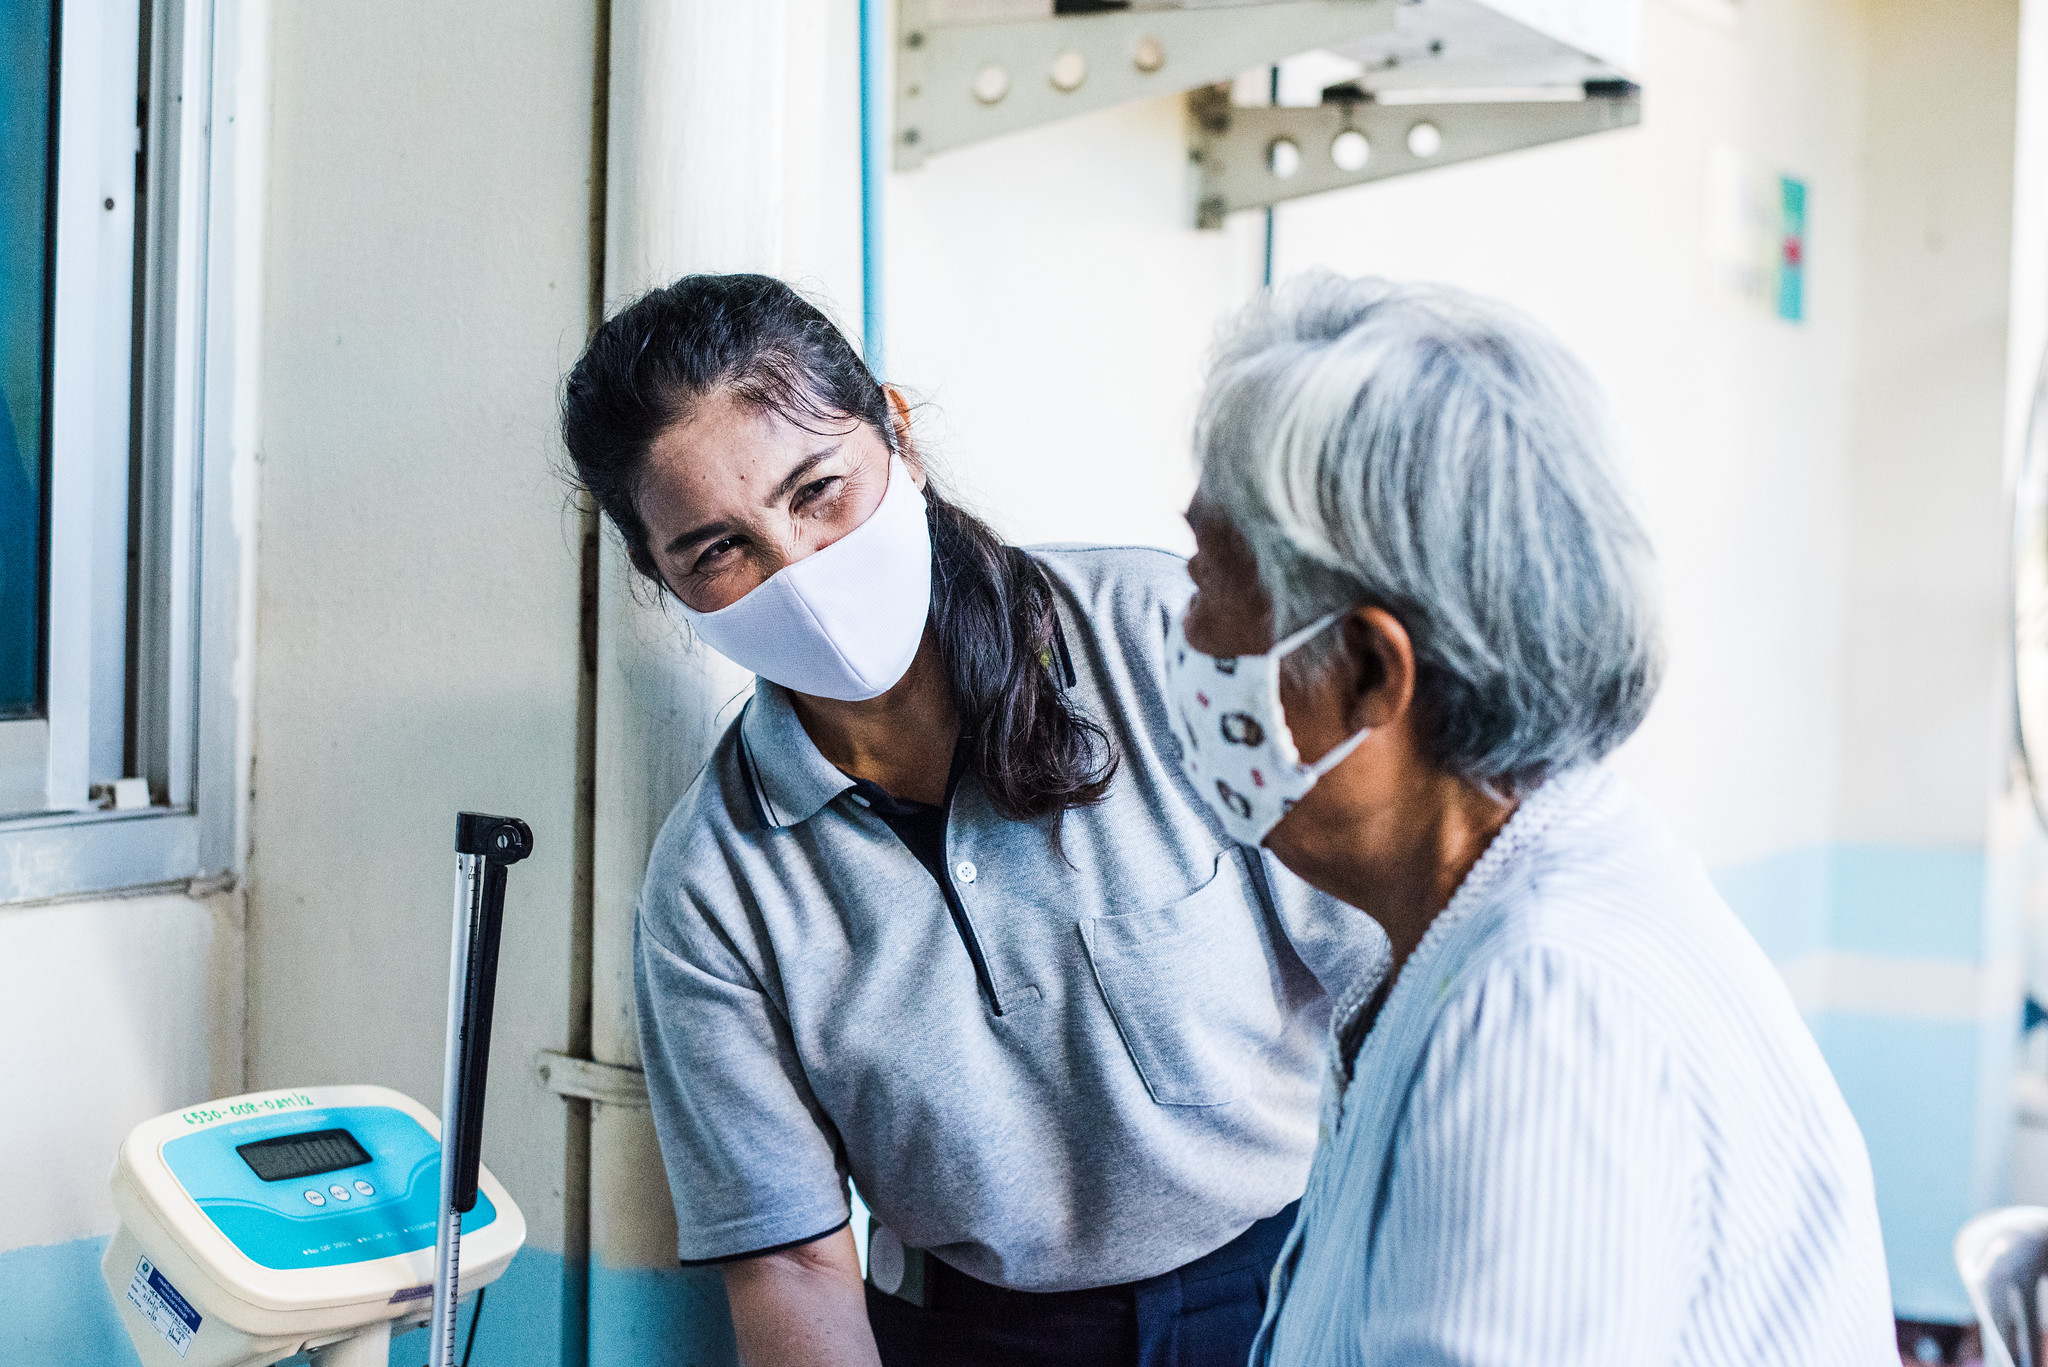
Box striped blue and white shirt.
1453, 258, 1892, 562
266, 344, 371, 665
1255, 766, 1896, 1366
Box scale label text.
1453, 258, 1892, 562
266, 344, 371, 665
127, 1257, 201, 1357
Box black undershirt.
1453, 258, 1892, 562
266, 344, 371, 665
1338, 974, 1396, 1079
844, 738, 1010, 1015
844, 738, 969, 894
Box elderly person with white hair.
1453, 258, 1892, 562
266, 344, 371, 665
1164, 275, 1895, 1364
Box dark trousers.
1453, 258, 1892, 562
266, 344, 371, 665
866, 1202, 1299, 1367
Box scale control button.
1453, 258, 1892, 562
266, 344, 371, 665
328, 1184, 352, 1202
354, 1180, 375, 1197
303, 1190, 325, 1206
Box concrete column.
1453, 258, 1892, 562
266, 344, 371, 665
588, 2, 860, 1361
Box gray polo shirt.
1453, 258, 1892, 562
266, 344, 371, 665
634, 545, 1387, 1292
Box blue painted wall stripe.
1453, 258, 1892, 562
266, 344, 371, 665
1713, 846, 1834, 964
1712, 844, 1988, 964
0, 1239, 567, 1367
1713, 843, 2001, 1324
0, 1238, 137, 1366
586, 1263, 736, 1367
1819, 1014, 1985, 1322
1826, 845, 1987, 960
390, 1247, 565, 1366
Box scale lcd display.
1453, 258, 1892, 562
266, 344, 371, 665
235, 1128, 371, 1183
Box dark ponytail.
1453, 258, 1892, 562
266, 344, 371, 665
561, 273, 1116, 821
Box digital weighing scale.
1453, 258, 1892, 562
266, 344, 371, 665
100, 813, 534, 1367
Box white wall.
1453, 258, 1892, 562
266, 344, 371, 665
247, 0, 599, 1285
889, 98, 1261, 553
1840, 0, 2018, 850
0, 891, 241, 1250
1838, 6, 2022, 1278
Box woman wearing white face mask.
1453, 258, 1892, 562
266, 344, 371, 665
1169, 274, 1894, 1365
558, 275, 1385, 1367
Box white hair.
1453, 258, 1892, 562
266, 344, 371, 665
1196, 273, 1661, 795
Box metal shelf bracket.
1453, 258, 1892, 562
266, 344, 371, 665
895, 0, 1399, 170
1188, 79, 1641, 228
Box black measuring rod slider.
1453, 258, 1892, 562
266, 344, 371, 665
454, 812, 534, 865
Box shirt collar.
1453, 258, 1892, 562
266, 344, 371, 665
736, 679, 857, 829
736, 606, 1074, 829
1323, 763, 1609, 1086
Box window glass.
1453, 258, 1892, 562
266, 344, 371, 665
0, 0, 55, 720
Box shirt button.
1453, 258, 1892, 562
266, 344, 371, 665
954, 860, 978, 884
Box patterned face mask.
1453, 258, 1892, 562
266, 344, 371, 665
1164, 607, 1370, 846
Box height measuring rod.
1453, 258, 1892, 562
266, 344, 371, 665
430, 812, 533, 1367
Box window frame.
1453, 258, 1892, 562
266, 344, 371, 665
0, 0, 252, 903
44, 0, 140, 818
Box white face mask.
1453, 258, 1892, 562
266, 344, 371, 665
676, 453, 932, 702
1164, 607, 1370, 846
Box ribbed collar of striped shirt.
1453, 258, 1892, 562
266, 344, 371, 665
1253, 765, 1895, 1366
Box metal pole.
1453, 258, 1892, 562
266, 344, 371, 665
1263, 65, 1279, 287
859, 0, 886, 376
431, 851, 484, 1367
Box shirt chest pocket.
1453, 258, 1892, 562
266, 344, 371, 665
1079, 852, 1287, 1107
